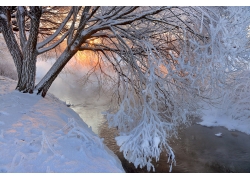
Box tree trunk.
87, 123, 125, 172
0, 7, 42, 93
17, 7, 42, 93
0, 7, 23, 88
18, 53, 37, 93
35, 48, 77, 97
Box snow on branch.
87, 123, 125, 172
99, 6, 250, 172
37, 7, 74, 49
0, 13, 7, 21
103, 38, 199, 171
4, 6, 250, 172
37, 31, 69, 54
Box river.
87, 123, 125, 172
37, 60, 250, 173
50, 83, 250, 172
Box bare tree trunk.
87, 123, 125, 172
0, 7, 23, 88
35, 48, 77, 97
18, 53, 37, 93
17, 8, 41, 93
0, 7, 42, 93
35, 24, 88, 97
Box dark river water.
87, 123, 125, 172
99, 118, 250, 173
38, 62, 250, 173
66, 94, 250, 173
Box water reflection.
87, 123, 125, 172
37, 60, 250, 173
50, 80, 250, 172
99, 118, 250, 173
72, 104, 107, 134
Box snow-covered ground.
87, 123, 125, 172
198, 105, 250, 135
0, 76, 124, 173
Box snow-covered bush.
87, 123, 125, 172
219, 70, 250, 120
204, 7, 250, 121
103, 7, 250, 172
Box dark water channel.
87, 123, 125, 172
42, 67, 250, 173
99, 119, 250, 173
49, 87, 250, 172
71, 97, 250, 173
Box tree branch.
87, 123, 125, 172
37, 7, 74, 49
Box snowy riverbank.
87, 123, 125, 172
0, 76, 124, 173
198, 106, 250, 136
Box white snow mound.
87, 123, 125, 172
0, 76, 124, 173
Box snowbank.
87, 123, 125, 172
198, 106, 250, 135
0, 76, 124, 173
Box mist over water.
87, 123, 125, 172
99, 118, 250, 173
36, 59, 250, 173
36, 59, 112, 134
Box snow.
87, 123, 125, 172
214, 132, 222, 137
37, 8, 72, 50
0, 76, 124, 173
0, 14, 7, 21
197, 106, 250, 135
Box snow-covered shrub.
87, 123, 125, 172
103, 7, 250, 172
205, 7, 250, 121
220, 70, 250, 120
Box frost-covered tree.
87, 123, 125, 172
0, 6, 250, 172
0, 6, 168, 95
206, 7, 250, 121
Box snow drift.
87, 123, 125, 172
0, 76, 124, 173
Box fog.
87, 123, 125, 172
36, 58, 112, 134
1, 48, 249, 172
35, 58, 250, 173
